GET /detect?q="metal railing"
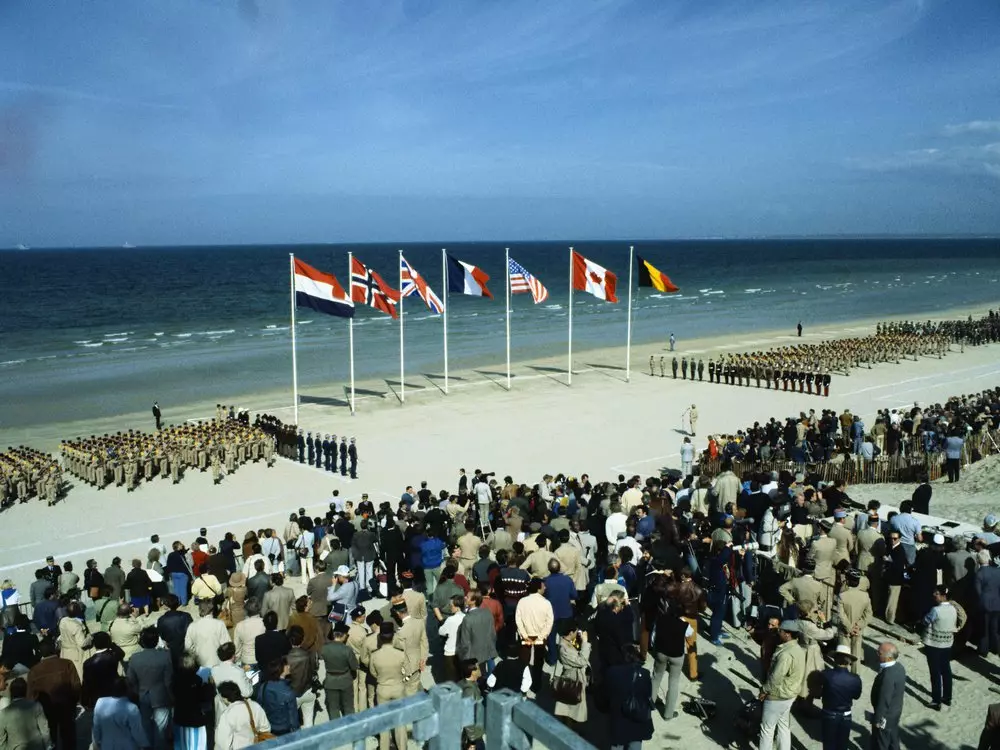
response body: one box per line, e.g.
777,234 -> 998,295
256,684 -> 597,750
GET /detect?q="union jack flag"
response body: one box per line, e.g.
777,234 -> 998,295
508,256 -> 549,304
351,256 -> 400,318
400,255 -> 445,314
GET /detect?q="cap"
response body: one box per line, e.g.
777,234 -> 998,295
932,533 -> 945,546
45,555 -> 54,562
819,520 -> 833,532
986,515 -> 998,528
833,510 -> 847,519
834,644 -> 858,661
779,619 -> 800,633
379,622 -> 395,638
350,605 -> 366,619
334,565 -> 350,577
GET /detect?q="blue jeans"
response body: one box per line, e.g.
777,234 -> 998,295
171,573 -> 189,605
821,711 -> 851,750
708,589 -> 729,641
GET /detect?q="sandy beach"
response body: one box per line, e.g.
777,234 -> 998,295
2,303 -> 999,748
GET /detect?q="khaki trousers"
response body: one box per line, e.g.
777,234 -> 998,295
839,633 -> 863,674
885,585 -> 902,625
682,616 -> 699,679
376,685 -> 408,750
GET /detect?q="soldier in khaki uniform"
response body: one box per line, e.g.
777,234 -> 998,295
857,515 -> 886,614
358,612 -> 384,711
392,602 -> 428,697
836,570 -> 872,673
808,521 -> 838,622
369,623 -> 408,750
346,606 -> 370,711
779,559 -> 823,618
828,509 -> 857,567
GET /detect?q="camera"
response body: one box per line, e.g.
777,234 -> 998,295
732,542 -> 761,553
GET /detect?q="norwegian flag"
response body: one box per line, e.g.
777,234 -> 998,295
351,256 -> 400,318
508,256 -> 549,304
400,255 -> 445,314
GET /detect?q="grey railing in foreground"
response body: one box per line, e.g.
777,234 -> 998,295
255,684 -> 598,750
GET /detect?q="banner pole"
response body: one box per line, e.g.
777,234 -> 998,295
347,251 -> 356,415
505,247 -> 512,391
568,247 -> 574,386
442,248 -> 449,395
399,250 -> 405,405
289,253 -> 299,425
626,245 -> 634,383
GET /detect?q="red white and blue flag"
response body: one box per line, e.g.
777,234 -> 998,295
508,257 -> 549,304
351,257 -> 400,318
446,254 -> 493,299
293,258 -> 354,318
400,255 -> 445,314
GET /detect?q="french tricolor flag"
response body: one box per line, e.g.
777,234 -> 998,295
294,258 -> 355,318
446,254 -> 493,299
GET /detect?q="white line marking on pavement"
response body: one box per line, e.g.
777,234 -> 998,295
611,452 -> 679,472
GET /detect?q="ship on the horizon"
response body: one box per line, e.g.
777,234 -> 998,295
15,244 -> 29,250
122,242 -> 135,249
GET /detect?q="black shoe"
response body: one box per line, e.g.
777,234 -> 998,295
929,702 -> 941,711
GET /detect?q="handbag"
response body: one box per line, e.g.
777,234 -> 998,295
550,658 -> 583,705
620,667 -> 652,723
244,699 -> 275,743
219,601 -> 234,629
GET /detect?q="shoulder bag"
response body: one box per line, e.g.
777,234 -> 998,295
244,698 -> 275,744
550,657 -> 583,705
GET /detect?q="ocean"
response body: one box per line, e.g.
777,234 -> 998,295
2,239 -> 999,429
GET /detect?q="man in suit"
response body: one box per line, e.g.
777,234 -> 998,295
152,402 -> 161,430
254,612 -> 291,670
261,573 -> 295,632
392,601 -> 429,697
871,642 -> 905,750
911,475 -> 932,515
456,590 -> 499,676
884,531 -> 909,626
156,594 -> 192,667
26,639 -> 80,750
126,627 -> 173,749
0,677 -> 50,750
809,521 -> 838,622
1,614 -> 39,670
307,560 -> 333,632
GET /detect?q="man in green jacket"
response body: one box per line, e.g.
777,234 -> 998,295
758,620 -> 806,750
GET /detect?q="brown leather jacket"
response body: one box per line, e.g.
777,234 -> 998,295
669,580 -> 706,617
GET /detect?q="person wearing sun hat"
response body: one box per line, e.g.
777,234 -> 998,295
819,644 -> 862,750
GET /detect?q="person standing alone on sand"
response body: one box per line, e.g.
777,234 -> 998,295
797,322 -> 803,337
669,332 -> 676,351
152,402 -> 161,430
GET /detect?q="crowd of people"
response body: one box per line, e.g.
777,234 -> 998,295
0,447 -> 61,509
696,386 -> 1000,482
6,447 -> 1000,750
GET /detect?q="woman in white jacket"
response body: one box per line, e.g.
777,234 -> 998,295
215,681 -> 271,750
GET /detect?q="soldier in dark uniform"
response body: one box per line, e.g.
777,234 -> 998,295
297,429 -> 305,463
339,437 -> 348,477
781,367 -> 789,391
681,357 -> 688,380
697,358 -> 704,381
754,361 -> 762,388
823,371 -> 831,397
671,357 -> 678,379
348,438 -> 358,479
322,434 -> 331,471
805,371 -> 814,394
797,369 -> 806,393
708,359 -> 715,383
307,433 -> 315,465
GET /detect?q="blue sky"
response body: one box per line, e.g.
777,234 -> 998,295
1,0 -> 999,246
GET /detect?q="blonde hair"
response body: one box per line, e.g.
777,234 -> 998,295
1,580 -> 13,590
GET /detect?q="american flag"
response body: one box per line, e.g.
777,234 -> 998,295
400,255 -> 445,314
508,257 -> 549,304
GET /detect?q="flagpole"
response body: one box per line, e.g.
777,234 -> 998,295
567,246 -> 573,386
399,250 -> 405,405
347,251 -> 356,415
626,245 -> 634,383
289,253 -> 299,425
505,247 -> 512,391
442,247 -> 449,395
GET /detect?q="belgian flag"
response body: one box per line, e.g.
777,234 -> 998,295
636,255 -> 679,293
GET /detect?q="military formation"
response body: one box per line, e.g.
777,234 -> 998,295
0,446 -> 62,508
60,415 -> 276,492
255,413 -> 361,479
651,313 -> 999,398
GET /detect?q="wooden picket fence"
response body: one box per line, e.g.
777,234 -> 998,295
696,429 -> 999,485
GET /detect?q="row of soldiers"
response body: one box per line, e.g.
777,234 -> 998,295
880,310 -> 1000,346
650,353 -> 833,395
60,418 -> 276,492
256,413 -> 301,460
0,447 -> 62,508
299,431 -> 359,478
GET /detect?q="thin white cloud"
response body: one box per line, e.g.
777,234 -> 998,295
943,120 -> 1000,136
0,80 -> 185,111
